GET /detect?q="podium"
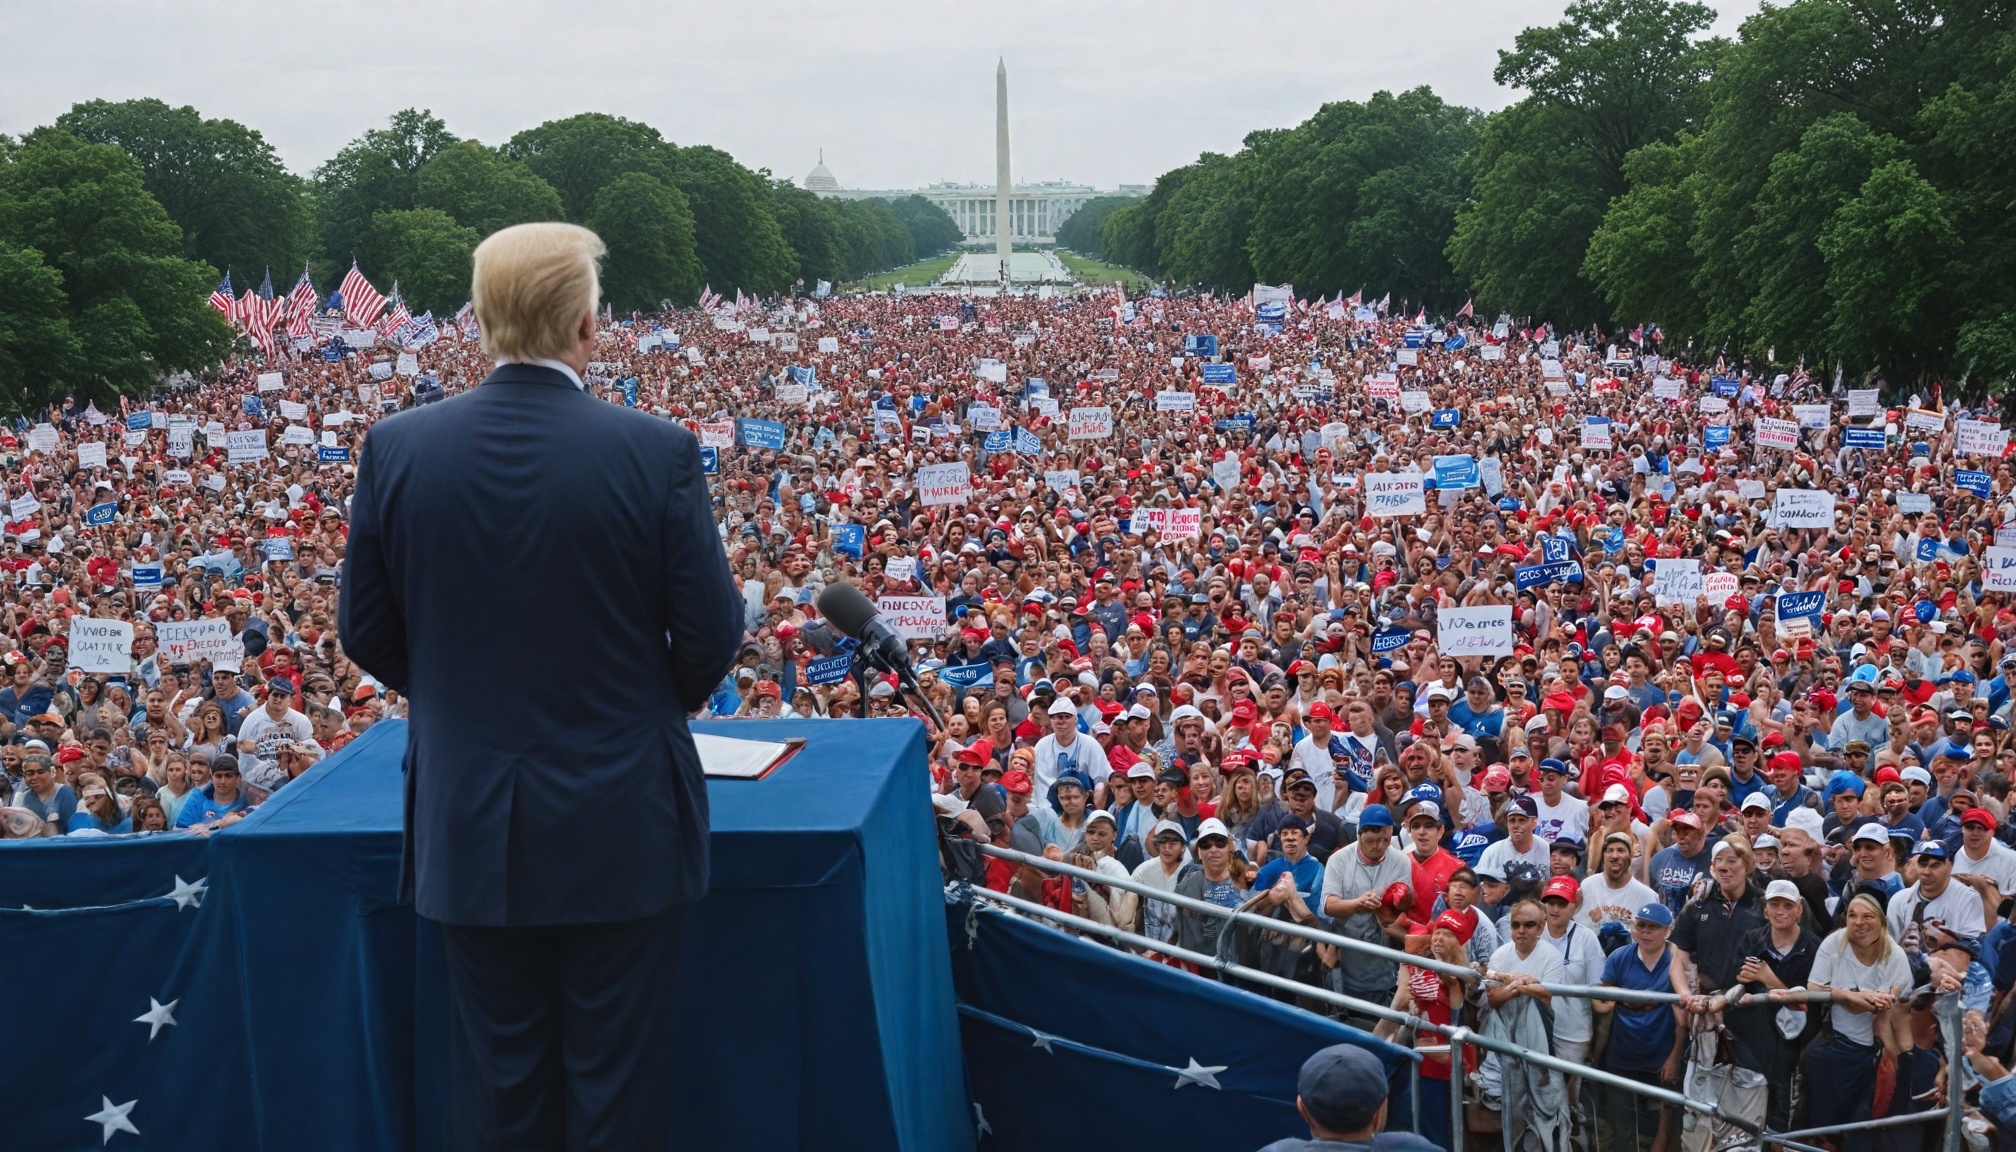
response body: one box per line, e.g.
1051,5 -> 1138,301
1,719 -> 970,1152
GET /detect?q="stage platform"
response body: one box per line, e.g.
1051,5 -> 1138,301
2,719 -> 968,1152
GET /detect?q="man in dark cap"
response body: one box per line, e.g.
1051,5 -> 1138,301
1254,1043 -> 1439,1151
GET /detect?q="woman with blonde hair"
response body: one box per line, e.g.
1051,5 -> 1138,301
1802,891 -> 1914,1146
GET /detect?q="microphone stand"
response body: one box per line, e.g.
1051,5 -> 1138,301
848,645 -> 944,729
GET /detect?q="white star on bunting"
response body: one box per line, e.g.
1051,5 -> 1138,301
134,998 -> 178,1041
85,1096 -> 139,1144
165,875 -> 207,910
973,1102 -> 992,1139
1028,1029 -> 1056,1053
1171,1057 -> 1228,1090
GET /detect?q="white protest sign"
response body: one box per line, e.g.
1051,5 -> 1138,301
884,556 -> 917,583
1896,492 -> 1933,514
1998,526 -> 2016,549
9,493 -> 38,520
1480,456 -> 1504,496
1480,345 -> 1504,362
1135,507 -> 1203,541
1437,605 -> 1513,657
1905,408 -> 1946,433
698,422 -> 734,448
164,469 -> 192,486
1030,398 -> 1058,418
279,400 -> 309,421
1540,359 -> 1565,379
1155,390 -> 1195,412
1044,469 -> 1080,494
123,429 -> 147,448
1399,391 -> 1431,414
1365,472 -> 1427,517
817,337 -> 840,354
1772,488 -> 1837,528
1653,378 -> 1684,400
75,441 -> 108,471
27,424 -> 58,454
775,383 -> 808,406
1958,420 -> 2009,458
1652,558 -> 1703,607
1366,375 -> 1400,401
974,358 -> 1007,383
1737,479 -> 1767,501
1702,571 -> 1741,607
1067,407 -> 1113,440
1699,396 -> 1730,415
257,371 -> 285,392
915,462 -> 972,507
874,596 -> 947,641
1793,404 -> 1833,430
1581,421 -> 1613,450
166,428 -> 194,459
227,429 -> 269,463
68,618 -> 133,673
157,617 -> 242,666
1755,418 -> 1801,451
282,425 -> 316,446
1395,349 -> 1418,366
1986,547 -> 2016,593
967,404 -> 1001,431
1213,458 -> 1241,490
1847,389 -> 1881,418
395,352 -> 419,377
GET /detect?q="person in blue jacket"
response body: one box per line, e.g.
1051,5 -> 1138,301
175,754 -> 251,828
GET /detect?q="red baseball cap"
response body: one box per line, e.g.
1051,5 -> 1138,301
999,769 -> 1032,795
954,739 -> 995,766
1305,702 -> 1336,723
1543,876 -> 1580,903
1963,807 -> 1998,831
1669,809 -> 1704,830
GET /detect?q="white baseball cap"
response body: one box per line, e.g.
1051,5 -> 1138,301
1194,817 -> 1233,843
1047,697 -> 1079,716
1764,879 -> 1803,903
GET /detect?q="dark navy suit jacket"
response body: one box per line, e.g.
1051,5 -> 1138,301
339,362 -> 742,927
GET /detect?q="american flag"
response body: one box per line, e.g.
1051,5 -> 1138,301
1456,298 -> 1474,319
208,271 -> 235,316
697,285 -> 720,312
453,303 -> 478,340
233,289 -> 258,330
377,299 -> 412,339
286,265 -> 318,317
339,263 -> 387,328
255,268 -> 288,333
402,313 -> 439,349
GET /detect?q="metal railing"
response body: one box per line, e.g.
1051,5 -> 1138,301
968,843 -> 1972,1152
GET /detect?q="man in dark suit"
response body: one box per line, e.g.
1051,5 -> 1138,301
340,222 -> 742,1151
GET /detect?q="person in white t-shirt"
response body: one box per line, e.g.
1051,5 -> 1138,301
1031,696 -> 1110,806
1951,807 -> 2016,902
1478,795 -> 1552,879
1577,831 -> 1660,933
235,678 -> 313,791
1886,839 -> 1986,950
1530,759 -> 1590,845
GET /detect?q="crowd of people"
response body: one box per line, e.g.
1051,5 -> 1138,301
7,273 -> 2016,1148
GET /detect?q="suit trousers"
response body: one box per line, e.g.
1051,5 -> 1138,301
437,905 -> 687,1152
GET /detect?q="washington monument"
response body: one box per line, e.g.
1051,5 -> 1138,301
995,58 -> 1011,268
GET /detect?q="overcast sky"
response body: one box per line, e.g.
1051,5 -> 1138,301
2,0 -> 1761,193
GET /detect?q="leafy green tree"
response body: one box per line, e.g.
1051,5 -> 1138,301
502,114 -> 676,223
672,145 -> 794,293
1053,195 -> 1139,259
770,182 -> 845,284
357,208 -> 478,316
0,243 -> 83,412
414,141 -> 564,238
1155,153 -> 1257,291
1818,158 -> 1960,381
882,195 -> 961,258
1446,103 -> 1610,322
835,199 -> 914,279
586,172 -> 701,311
56,98 -> 314,280
1100,202 -> 1158,275
0,129 -> 233,404
1582,138 -> 1705,333
315,109 -> 456,270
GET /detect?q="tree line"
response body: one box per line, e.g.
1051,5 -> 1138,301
1098,0 -> 2016,393
0,102 -> 963,407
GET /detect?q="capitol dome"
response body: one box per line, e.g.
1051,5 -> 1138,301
804,150 -> 839,192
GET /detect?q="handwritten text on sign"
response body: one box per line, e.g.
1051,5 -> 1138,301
1986,547 -> 2016,593
1772,489 -> 1837,528
1067,407 -> 1113,440
69,618 -> 134,672
1134,507 -> 1203,541
915,462 -> 971,507
157,617 -> 242,668
1437,606 -> 1513,657
1365,472 -> 1426,517
874,596 -> 947,642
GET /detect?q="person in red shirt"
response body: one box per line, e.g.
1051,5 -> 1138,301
1402,797 -> 1463,913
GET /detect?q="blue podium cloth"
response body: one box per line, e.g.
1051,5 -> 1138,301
2,718 -> 968,1152
951,900 -> 1413,1151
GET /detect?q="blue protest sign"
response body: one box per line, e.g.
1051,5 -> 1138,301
1515,561 -> 1584,590
909,396 -> 928,415
1444,333 -> 1468,351
983,430 -> 1013,454
263,538 -> 295,562
1013,428 -> 1042,456
1844,427 -> 1885,450
125,412 -> 151,432
1371,627 -> 1411,654
1602,528 -> 1626,554
131,564 -> 162,590
1704,426 -> 1731,450
1957,470 -> 1992,498
737,419 -> 788,451
621,379 -> 638,407
938,663 -> 993,691
317,445 -> 350,463
805,653 -> 853,687
1542,534 -> 1573,564
1402,330 -> 1426,348
832,524 -> 864,559
699,446 -> 718,475
1024,378 -> 1049,398
84,502 -> 117,527
1712,378 -> 1740,398
1184,334 -> 1218,358
1431,409 -> 1461,429
1201,363 -> 1236,384
1916,600 -> 1937,623
1775,590 -> 1825,621
1214,415 -> 1256,435
1916,537 -> 1939,561
1432,455 -> 1479,489
788,365 -> 816,388
242,395 -> 264,417
321,342 -> 345,362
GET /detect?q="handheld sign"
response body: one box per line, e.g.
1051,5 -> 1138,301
1067,407 -> 1114,440
1956,471 -> 1992,499
1843,426 -> 1886,451
1431,409 -> 1461,429
317,445 -> 350,463
915,462 -> 972,507
69,618 -> 134,673
1771,489 -> 1836,528
699,446 -> 718,475
1437,606 -> 1513,657
84,502 -> 117,527
1201,363 -> 1236,385
1371,627 -> 1411,655
1365,472 -> 1427,517
805,653 -> 853,687
1651,558 -> 1703,607
737,419 -> 787,451
831,524 -> 864,559
131,564 -> 162,590
1986,547 -> 2016,593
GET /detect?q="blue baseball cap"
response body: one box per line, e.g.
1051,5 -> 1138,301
1826,770 -> 1866,798
1358,804 -> 1395,830
1297,1044 -> 1390,1134
1946,669 -> 1978,684
1635,902 -> 1673,927
1538,758 -> 1570,776
1915,840 -> 1949,860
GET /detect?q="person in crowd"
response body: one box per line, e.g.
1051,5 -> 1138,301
1804,892 -> 1916,1148
1594,902 -> 1686,1152
1321,804 -> 1413,1024
1174,818 -> 1249,964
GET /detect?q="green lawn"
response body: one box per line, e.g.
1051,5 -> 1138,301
850,251 -> 961,291
1054,249 -> 1150,289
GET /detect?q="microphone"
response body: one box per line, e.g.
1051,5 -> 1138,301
814,583 -> 943,726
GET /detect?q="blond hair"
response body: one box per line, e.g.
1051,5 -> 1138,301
471,223 -> 605,362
